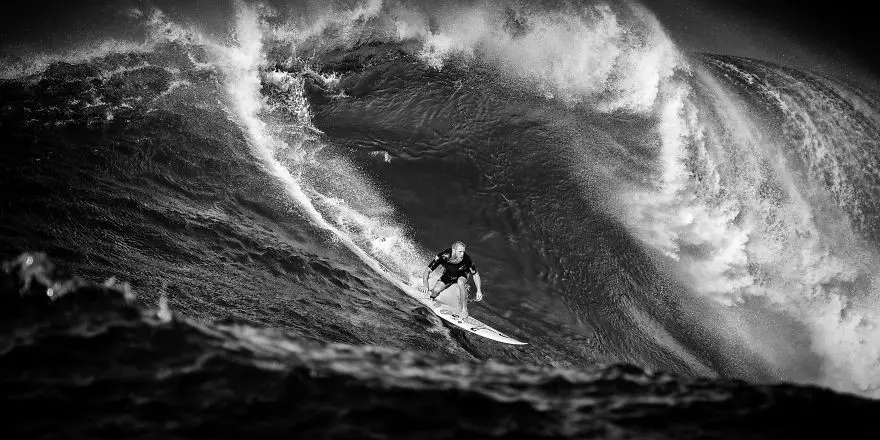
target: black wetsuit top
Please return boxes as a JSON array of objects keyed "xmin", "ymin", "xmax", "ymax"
[{"xmin": 428, "ymin": 248, "xmax": 478, "ymax": 284}]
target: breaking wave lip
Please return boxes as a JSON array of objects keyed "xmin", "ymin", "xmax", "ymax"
[
  {"xmin": 4, "ymin": 252, "xmax": 880, "ymax": 439},
  {"xmin": 265, "ymin": 0, "xmax": 685, "ymax": 111}
]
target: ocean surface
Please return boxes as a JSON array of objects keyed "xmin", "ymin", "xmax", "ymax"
[{"xmin": 2, "ymin": 1, "xmax": 880, "ymax": 437}]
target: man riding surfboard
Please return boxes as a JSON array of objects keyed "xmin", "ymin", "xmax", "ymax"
[{"xmin": 421, "ymin": 241, "xmax": 483, "ymax": 319}]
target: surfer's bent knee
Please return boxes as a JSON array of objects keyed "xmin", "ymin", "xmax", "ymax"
[{"xmin": 431, "ymin": 279, "xmax": 449, "ymax": 294}]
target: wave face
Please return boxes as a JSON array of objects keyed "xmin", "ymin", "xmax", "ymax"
[{"xmin": 2, "ymin": 0, "xmax": 880, "ymax": 433}]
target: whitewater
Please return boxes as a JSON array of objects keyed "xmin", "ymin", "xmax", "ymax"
[{"xmin": 2, "ymin": 0, "xmax": 879, "ymax": 425}]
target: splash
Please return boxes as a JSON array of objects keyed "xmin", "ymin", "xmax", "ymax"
[
  {"xmin": 623, "ymin": 77, "xmax": 757, "ymax": 300},
  {"xmin": 619, "ymin": 51, "xmax": 880, "ymax": 396},
  {"xmin": 400, "ymin": 1, "xmax": 684, "ymax": 111}
]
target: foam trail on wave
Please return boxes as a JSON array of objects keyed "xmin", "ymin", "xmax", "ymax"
[{"xmin": 217, "ymin": 2, "xmax": 429, "ymax": 292}]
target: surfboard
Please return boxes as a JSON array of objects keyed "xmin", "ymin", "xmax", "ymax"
[{"xmin": 397, "ymin": 282, "xmax": 528, "ymax": 346}]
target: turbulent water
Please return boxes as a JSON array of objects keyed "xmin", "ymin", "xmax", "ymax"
[{"xmin": 2, "ymin": 0, "xmax": 880, "ymax": 437}]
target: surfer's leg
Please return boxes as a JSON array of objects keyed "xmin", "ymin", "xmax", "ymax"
[
  {"xmin": 430, "ymin": 279, "xmax": 454, "ymax": 299},
  {"xmin": 456, "ymin": 277, "xmax": 469, "ymax": 319}
]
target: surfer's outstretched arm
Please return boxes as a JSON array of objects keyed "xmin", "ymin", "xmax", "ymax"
[{"xmin": 473, "ymin": 271, "xmax": 483, "ymax": 301}]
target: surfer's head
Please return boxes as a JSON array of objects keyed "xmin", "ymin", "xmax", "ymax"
[{"xmin": 451, "ymin": 241, "xmax": 466, "ymax": 260}]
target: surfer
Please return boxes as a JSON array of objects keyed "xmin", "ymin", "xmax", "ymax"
[{"xmin": 422, "ymin": 241, "xmax": 483, "ymax": 319}]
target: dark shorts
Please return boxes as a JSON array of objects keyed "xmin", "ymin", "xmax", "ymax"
[
  {"xmin": 439, "ymin": 275, "xmax": 466, "ymax": 285},
  {"xmin": 438, "ymin": 276, "xmax": 469, "ymax": 293}
]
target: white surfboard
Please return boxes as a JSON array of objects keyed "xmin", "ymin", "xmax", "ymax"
[
  {"xmin": 383, "ymin": 269, "xmax": 528, "ymax": 346},
  {"xmin": 411, "ymin": 285, "xmax": 528, "ymax": 345}
]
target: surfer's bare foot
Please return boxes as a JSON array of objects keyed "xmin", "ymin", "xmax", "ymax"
[{"xmin": 460, "ymin": 310, "xmax": 468, "ymax": 320}]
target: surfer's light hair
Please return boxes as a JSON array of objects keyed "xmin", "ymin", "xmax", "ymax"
[{"xmin": 452, "ymin": 241, "xmax": 466, "ymax": 250}]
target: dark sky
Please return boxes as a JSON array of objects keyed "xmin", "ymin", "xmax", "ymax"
[
  {"xmin": 0, "ymin": 0, "xmax": 234, "ymax": 53},
  {"xmin": 1, "ymin": 0, "xmax": 877, "ymax": 89},
  {"xmin": 639, "ymin": 0, "xmax": 879, "ymax": 89}
]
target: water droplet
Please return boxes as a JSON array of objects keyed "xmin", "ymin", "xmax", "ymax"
[{"xmin": 47, "ymin": 288, "xmax": 54, "ymax": 297}]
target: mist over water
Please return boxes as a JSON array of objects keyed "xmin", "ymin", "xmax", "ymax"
[{"xmin": 2, "ymin": 0, "xmax": 879, "ymax": 411}]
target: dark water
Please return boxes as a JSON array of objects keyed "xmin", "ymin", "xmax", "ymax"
[
  {"xmin": 2, "ymin": 1, "xmax": 880, "ymax": 437},
  {"xmin": 4, "ymin": 253, "xmax": 880, "ymax": 439}
]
